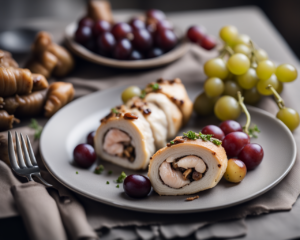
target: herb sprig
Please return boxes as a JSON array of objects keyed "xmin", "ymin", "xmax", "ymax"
[
  {"xmin": 116, "ymin": 171, "xmax": 127, "ymax": 183},
  {"xmin": 247, "ymin": 125, "xmax": 260, "ymax": 138},
  {"xmin": 150, "ymin": 83, "xmax": 160, "ymax": 91},
  {"xmin": 29, "ymin": 119, "xmax": 43, "ymax": 140},
  {"xmin": 111, "ymin": 108, "xmax": 119, "ymax": 114},
  {"xmin": 94, "ymin": 165, "xmax": 104, "ymax": 174},
  {"xmin": 183, "ymin": 130, "xmax": 222, "ymax": 146}
]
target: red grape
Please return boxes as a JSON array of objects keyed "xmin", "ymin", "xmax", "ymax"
[
  {"xmin": 187, "ymin": 26, "xmax": 206, "ymax": 43},
  {"xmin": 73, "ymin": 143, "xmax": 96, "ymax": 168},
  {"xmin": 123, "ymin": 174, "xmax": 152, "ymax": 198},
  {"xmin": 87, "ymin": 131, "xmax": 96, "ymax": 146},
  {"xmin": 93, "ymin": 20, "xmax": 111, "ymax": 37},
  {"xmin": 200, "ymin": 35, "xmax": 217, "ymax": 50},
  {"xmin": 146, "ymin": 9, "xmax": 166, "ymax": 21},
  {"xmin": 155, "ymin": 29, "xmax": 177, "ymax": 51},
  {"xmin": 202, "ymin": 125, "xmax": 225, "ymax": 140},
  {"xmin": 78, "ymin": 17, "xmax": 94, "ymax": 28},
  {"xmin": 111, "ymin": 22, "xmax": 132, "ymax": 40},
  {"xmin": 147, "ymin": 47, "xmax": 164, "ymax": 58},
  {"xmin": 219, "ymin": 120, "xmax": 243, "ymax": 135},
  {"xmin": 113, "ymin": 39, "xmax": 132, "ymax": 60},
  {"xmin": 238, "ymin": 143, "xmax": 264, "ymax": 170},
  {"xmin": 75, "ymin": 26, "xmax": 92, "ymax": 44},
  {"xmin": 156, "ymin": 19, "xmax": 173, "ymax": 31},
  {"xmin": 96, "ymin": 32, "xmax": 116, "ymax": 55},
  {"xmin": 222, "ymin": 132, "xmax": 250, "ymax": 157},
  {"xmin": 132, "ymin": 29, "xmax": 153, "ymax": 51},
  {"xmin": 129, "ymin": 50, "xmax": 143, "ymax": 60},
  {"xmin": 130, "ymin": 18, "xmax": 145, "ymax": 30}
]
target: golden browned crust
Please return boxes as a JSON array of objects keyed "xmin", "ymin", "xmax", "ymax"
[
  {"xmin": 32, "ymin": 74, "xmax": 49, "ymax": 91},
  {"xmin": 0, "ymin": 110, "xmax": 19, "ymax": 131},
  {"xmin": 87, "ymin": 0, "xmax": 114, "ymax": 23},
  {"xmin": 0, "ymin": 50, "xmax": 18, "ymax": 68}
]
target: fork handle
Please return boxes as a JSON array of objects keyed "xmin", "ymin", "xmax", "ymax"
[{"xmin": 32, "ymin": 173, "xmax": 53, "ymax": 187}]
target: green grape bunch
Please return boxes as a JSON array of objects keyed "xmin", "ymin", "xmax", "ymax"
[{"xmin": 194, "ymin": 25, "xmax": 299, "ymax": 131}]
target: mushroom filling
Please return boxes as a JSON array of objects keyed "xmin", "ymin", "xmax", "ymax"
[
  {"xmin": 103, "ymin": 128, "xmax": 135, "ymax": 162},
  {"xmin": 159, "ymin": 155, "xmax": 207, "ymax": 189}
]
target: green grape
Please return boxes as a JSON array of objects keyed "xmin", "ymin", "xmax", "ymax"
[
  {"xmin": 237, "ymin": 68, "xmax": 258, "ymax": 90},
  {"xmin": 234, "ymin": 44, "xmax": 251, "ymax": 57},
  {"xmin": 227, "ymin": 53, "xmax": 250, "ymax": 75},
  {"xmin": 194, "ymin": 92, "xmax": 218, "ymax": 116},
  {"xmin": 244, "ymin": 87, "xmax": 261, "ymax": 105},
  {"xmin": 223, "ymin": 80, "xmax": 242, "ymax": 98},
  {"xmin": 233, "ymin": 34, "xmax": 251, "ymax": 46},
  {"xmin": 219, "ymin": 25, "xmax": 238, "ymax": 46},
  {"xmin": 256, "ymin": 60, "xmax": 276, "ymax": 81},
  {"xmin": 204, "ymin": 58, "xmax": 229, "ymax": 80},
  {"xmin": 214, "ymin": 96, "xmax": 241, "ymax": 121},
  {"xmin": 254, "ymin": 49, "xmax": 268, "ymax": 62},
  {"xmin": 277, "ymin": 81, "xmax": 284, "ymax": 94},
  {"xmin": 121, "ymin": 86, "xmax": 141, "ymax": 103},
  {"xmin": 256, "ymin": 74, "xmax": 279, "ymax": 96},
  {"xmin": 204, "ymin": 77, "xmax": 225, "ymax": 97},
  {"xmin": 276, "ymin": 64, "xmax": 298, "ymax": 83},
  {"xmin": 276, "ymin": 107, "xmax": 300, "ymax": 131}
]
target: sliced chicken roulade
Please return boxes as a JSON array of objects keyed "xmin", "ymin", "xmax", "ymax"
[
  {"xmin": 94, "ymin": 106, "xmax": 155, "ymax": 170},
  {"xmin": 148, "ymin": 135, "xmax": 227, "ymax": 195},
  {"xmin": 126, "ymin": 97, "xmax": 168, "ymax": 149}
]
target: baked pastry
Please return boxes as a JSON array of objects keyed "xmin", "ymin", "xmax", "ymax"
[
  {"xmin": 94, "ymin": 106, "xmax": 155, "ymax": 170},
  {"xmin": 0, "ymin": 50, "xmax": 18, "ymax": 68},
  {"xmin": 87, "ymin": 0, "xmax": 114, "ymax": 23},
  {"xmin": 0, "ymin": 110, "xmax": 19, "ymax": 131},
  {"xmin": 148, "ymin": 136, "xmax": 227, "ymax": 195}
]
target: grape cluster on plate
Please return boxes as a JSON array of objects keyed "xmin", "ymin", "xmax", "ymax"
[
  {"xmin": 202, "ymin": 120, "xmax": 264, "ymax": 183},
  {"xmin": 186, "ymin": 25, "xmax": 216, "ymax": 50},
  {"xmin": 74, "ymin": 9, "xmax": 178, "ymax": 60},
  {"xmin": 194, "ymin": 25, "xmax": 299, "ymax": 131}
]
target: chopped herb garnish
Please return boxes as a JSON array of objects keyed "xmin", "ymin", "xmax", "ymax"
[
  {"xmin": 29, "ymin": 119, "xmax": 43, "ymax": 140},
  {"xmin": 170, "ymin": 140, "xmax": 174, "ymax": 144},
  {"xmin": 116, "ymin": 171, "xmax": 127, "ymax": 183},
  {"xmin": 183, "ymin": 131, "xmax": 199, "ymax": 140},
  {"xmin": 183, "ymin": 130, "xmax": 222, "ymax": 146},
  {"xmin": 76, "ymin": 171, "xmax": 78, "ymax": 174},
  {"xmin": 212, "ymin": 139, "xmax": 222, "ymax": 146},
  {"xmin": 140, "ymin": 89, "xmax": 147, "ymax": 99},
  {"xmin": 111, "ymin": 108, "xmax": 119, "ymax": 114},
  {"xmin": 247, "ymin": 124, "xmax": 260, "ymax": 138},
  {"xmin": 106, "ymin": 181, "xmax": 109, "ymax": 184},
  {"xmin": 94, "ymin": 165, "xmax": 104, "ymax": 174},
  {"xmin": 116, "ymin": 185, "xmax": 119, "ymax": 188},
  {"xmin": 108, "ymin": 170, "xmax": 112, "ymax": 175},
  {"xmin": 151, "ymin": 83, "xmax": 160, "ymax": 90}
]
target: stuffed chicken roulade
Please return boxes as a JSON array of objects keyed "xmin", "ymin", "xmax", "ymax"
[
  {"xmin": 148, "ymin": 134, "xmax": 227, "ymax": 195},
  {"xmin": 94, "ymin": 106, "xmax": 155, "ymax": 170}
]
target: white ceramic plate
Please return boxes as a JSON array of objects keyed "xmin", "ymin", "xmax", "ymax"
[
  {"xmin": 65, "ymin": 22, "xmax": 190, "ymax": 69},
  {"xmin": 40, "ymin": 82, "xmax": 297, "ymax": 213}
]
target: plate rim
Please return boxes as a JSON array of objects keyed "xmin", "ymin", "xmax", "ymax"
[
  {"xmin": 64, "ymin": 21, "xmax": 190, "ymax": 69},
  {"xmin": 40, "ymin": 86, "xmax": 297, "ymax": 214}
]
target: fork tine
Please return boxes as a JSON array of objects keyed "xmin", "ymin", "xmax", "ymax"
[
  {"xmin": 26, "ymin": 135, "xmax": 37, "ymax": 166},
  {"xmin": 32, "ymin": 173, "xmax": 52, "ymax": 187},
  {"xmin": 20, "ymin": 133, "xmax": 33, "ymax": 167},
  {"xmin": 8, "ymin": 131, "xmax": 19, "ymax": 170},
  {"xmin": 15, "ymin": 132, "xmax": 27, "ymax": 169}
]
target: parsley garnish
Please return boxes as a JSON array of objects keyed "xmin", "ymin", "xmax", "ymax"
[
  {"xmin": 140, "ymin": 89, "xmax": 146, "ymax": 99},
  {"xmin": 150, "ymin": 83, "xmax": 160, "ymax": 90},
  {"xmin": 108, "ymin": 170, "xmax": 112, "ymax": 175},
  {"xmin": 170, "ymin": 140, "xmax": 174, "ymax": 144},
  {"xmin": 76, "ymin": 171, "xmax": 78, "ymax": 174},
  {"xmin": 111, "ymin": 108, "xmax": 119, "ymax": 114},
  {"xmin": 106, "ymin": 181, "xmax": 109, "ymax": 184},
  {"xmin": 183, "ymin": 130, "xmax": 222, "ymax": 146},
  {"xmin": 29, "ymin": 119, "xmax": 43, "ymax": 140},
  {"xmin": 116, "ymin": 185, "xmax": 119, "ymax": 188},
  {"xmin": 183, "ymin": 131, "xmax": 199, "ymax": 140},
  {"xmin": 94, "ymin": 165, "xmax": 104, "ymax": 174},
  {"xmin": 116, "ymin": 171, "xmax": 127, "ymax": 183},
  {"xmin": 247, "ymin": 125, "xmax": 260, "ymax": 138}
]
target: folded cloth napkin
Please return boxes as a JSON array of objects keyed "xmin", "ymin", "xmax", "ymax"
[{"xmin": 1, "ymin": 45, "xmax": 300, "ymax": 240}]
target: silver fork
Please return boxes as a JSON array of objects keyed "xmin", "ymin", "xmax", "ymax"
[{"xmin": 8, "ymin": 131, "xmax": 52, "ymax": 187}]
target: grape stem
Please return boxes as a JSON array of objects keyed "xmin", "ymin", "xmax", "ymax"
[
  {"xmin": 266, "ymin": 84, "xmax": 285, "ymax": 109},
  {"xmin": 237, "ymin": 91, "xmax": 250, "ymax": 135},
  {"xmin": 219, "ymin": 45, "xmax": 234, "ymax": 58},
  {"xmin": 249, "ymin": 40, "xmax": 258, "ymax": 68}
]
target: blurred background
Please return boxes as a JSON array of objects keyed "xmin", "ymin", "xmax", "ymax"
[{"xmin": 0, "ymin": 0, "xmax": 299, "ymax": 59}]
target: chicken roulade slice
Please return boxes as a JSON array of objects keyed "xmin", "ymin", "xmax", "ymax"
[
  {"xmin": 94, "ymin": 106, "xmax": 155, "ymax": 170},
  {"xmin": 144, "ymin": 93, "xmax": 182, "ymax": 139},
  {"xmin": 156, "ymin": 78, "xmax": 193, "ymax": 125},
  {"xmin": 148, "ymin": 136, "xmax": 227, "ymax": 195},
  {"xmin": 126, "ymin": 97, "xmax": 168, "ymax": 149}
]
